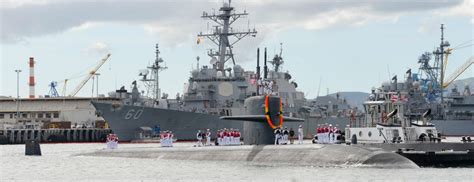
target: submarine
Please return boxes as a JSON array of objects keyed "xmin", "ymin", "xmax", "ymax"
[{"xmin": 83, "ymin": 95, "xmax": 419, "ymax": 169}]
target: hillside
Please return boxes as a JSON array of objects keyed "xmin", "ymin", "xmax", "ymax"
[
  {"xmin": 309, "ymin": 92, "xmax": 369, "ymax": 109},
  {"xmin": 446, "ymin": 77, "xmax": 474, "ymax": 93}
]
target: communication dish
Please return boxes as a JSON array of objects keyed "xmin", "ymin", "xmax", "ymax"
[
  {"xmin": 210, "ymin": 57, "xmax": 218, "ymax": 65},
  {"xmin": 139, "ymin": 69, "xmax": 149, "ymax": 76}
]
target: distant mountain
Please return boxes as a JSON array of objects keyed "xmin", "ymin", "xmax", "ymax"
[
  {"xmin": 306, "ymin": 77, "xmax": 472, "ymax": 110},
  {"xmin": 445, "ymin": 77, "xmax": 474, "ymax": 93},
  {"xmin": 310, "ymin": 92, "xmax": 369, "ymax": 109}
]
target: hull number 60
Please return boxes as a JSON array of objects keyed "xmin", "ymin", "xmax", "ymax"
[{"xmin": 125, "ymin": 109, "xmax": 143, "ymax": 120}]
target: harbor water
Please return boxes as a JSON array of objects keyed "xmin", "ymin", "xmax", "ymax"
[{"xmin": 1, "ymin": 142, "xmax": 473, "ymax": 181}]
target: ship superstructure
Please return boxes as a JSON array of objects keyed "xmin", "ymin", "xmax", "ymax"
[
  {"xmin": 94, "ymin": 1, "xmax": 307, "ymax": 141},
  {"xmin": 364, "ymin": 24, "xmax": 474, "ymax": 136}
]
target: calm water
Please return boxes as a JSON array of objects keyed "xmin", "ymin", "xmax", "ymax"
[{"xmin": 1, "ymin": 143, "xmax": 473, "ymax": 181}]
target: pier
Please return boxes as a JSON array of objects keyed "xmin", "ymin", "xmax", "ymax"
[{"xmin": 0, "ymin": 128, "xmax": 111, "ymax": 144}]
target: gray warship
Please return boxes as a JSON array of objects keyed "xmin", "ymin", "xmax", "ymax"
[
  {"xmin": 93, "ymin": 1, "xmax": 338, "ymax": 141},
  {"xmin": 363, "ymin": 24, "xmax": 473, "ymax": 136}
]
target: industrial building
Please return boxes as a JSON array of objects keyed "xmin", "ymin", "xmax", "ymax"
[{"xmin": 0, "ymin": 97, "xmax": 120, "ymax": 129}]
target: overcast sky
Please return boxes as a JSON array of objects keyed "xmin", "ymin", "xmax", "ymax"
[{"xmin": 1, "ymin": 0, "xmax": 473, "ymax": 98}]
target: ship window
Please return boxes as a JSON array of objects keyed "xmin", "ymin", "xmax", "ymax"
[
  {"xmin": 30, "ymin": 113, "xmax": 36, "ymax": 118},
  {"xmin": 368, "ymin": 131, "xmax": 372, "ymax": 137},
  {"xmin": 22, "ymin": 113, "xmax": 27, "ymax": 118},
  {"xmin": 37, "ymin": 113, "xmax": 43, "ymax": 118},
  {"xmin": 359, "ymin": 131, "xmax": 362, "ymax": 137},
  {"xmin": 53, "ymin": 112, "xmax": 59, "ymax": 118},
  {"xmin": 392, "ymin": 129, "xmax": 400, "ymax": 137},
  {"xmin": 0, "ymin": 114, "xmax": 4, "ymax": 119},
  {"xmin": 45, "ymin": 113, "xmax": 51, "ymax": 118},
  {"xmin": 10, "ymin": 114, "xmax": 13, "ymax": 119}
]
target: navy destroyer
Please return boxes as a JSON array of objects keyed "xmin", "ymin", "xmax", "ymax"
[{"xmin": 93, "ymin": 1, "xmax": 323, "ymax": 141}]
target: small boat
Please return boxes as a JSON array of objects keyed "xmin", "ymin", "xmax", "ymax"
[{"xmin": 346, "ymin": 91, "xmax": 440, "ymax": 144}]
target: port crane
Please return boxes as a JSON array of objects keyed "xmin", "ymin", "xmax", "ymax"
[
  {"xmin": 47, "ymin": 81, "xmax": 60, "ymax": 97},
  {"xmin": 68, "ymin": 53, "xmax": 111, "ymax": 97},
  {"xmin": 442, "ymin": 55, "xmax": 474, "ymax": 88}
]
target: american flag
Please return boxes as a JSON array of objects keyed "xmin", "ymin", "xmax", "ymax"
[{"xmin": 390, "ymin": 95, "xmax": 398, "ymax": 102}]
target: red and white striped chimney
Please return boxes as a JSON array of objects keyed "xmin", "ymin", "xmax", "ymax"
[{"xmin": 28, "ymin": 57, "xmax": 35, "ymax": 99}]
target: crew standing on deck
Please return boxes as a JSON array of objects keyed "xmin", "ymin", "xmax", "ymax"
[
  {"xmin": 258, "ymin": 78, "xmax": 263, "ymax": 95},
  {"xmin": 216, "ymin": 129, "xmax": 222, "ymax": 146},
  {"xmin": 289, "ymin": 128, "xmax": 295, "ymax": 144},
  {"xmin": 229, "ymin": 128, "xmax": 235, "ymax": 145},
  {"xmin": 223, "ymin": 128, "xmax": 229, "ymax": 146},
  {"xmin": 235, "ymin": 129, "xmax": 241, "ymax": 145},
  {"xmin": 169, "ymin": 131, "xmax": 174, "ymax": 147},
  {"xmin": 268, "ymin": 80, "xmax": 274, "ymax": 95},
  {"xmin": 196, "ymin": 130, "xmax": 203, "ymax": 147},
  {"xmin": 206, "ymin": 129, "xmax": 211, "ymax": 146},
  {"xmin": 274, "ymin": 127, "xmax": 281, "ymax": 145},
  {"xmin": 329, "ymin": 124, "xmax": 334, "ymax": 144},
  {"xmin": 160, "ymin": 132, "xmax": 166, "ymax": 147},
  {"xmin": 282, "ymin": 127, "xmax": 289, "ymax": 144},
  {"xmin": 316, "ymin": 125, "xmax": 321, "ymax": 144},
  {"xmin": 324, "ymin": 125, "xmax": 328, "ymax": 144},
  {"xmin": 106, "ymin": 133, "xmax": 119, "ymax": 149},
  {"xmin": 298, "ymin": 125, "xmax": 303, "ymax": 144}
]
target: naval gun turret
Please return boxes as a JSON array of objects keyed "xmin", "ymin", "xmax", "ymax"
[{"xmin": 221, "ymin": 95, "xmax": 304, "ymax": 145}]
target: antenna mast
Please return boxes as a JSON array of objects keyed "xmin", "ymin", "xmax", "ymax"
[
  {"xmin": 435, "ymin": 24, "xmax": 450, "ymax": 103},
  {"xmin": 270, "ymin": 43, "xmax": 284, "ymax": 72},
  {"xmin": 198, "ymin": 0, "xmax": 257, "ymax": 74},
  {"xmin": 140, "ymin": 44, "xmax": 167, "ymax": 100}
]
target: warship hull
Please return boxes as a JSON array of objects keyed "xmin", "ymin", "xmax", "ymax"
[
  {"xmin": 431, "ymin": 119, "xmax": 474, "ymax": 136},
  {"xmin": 93, "ymin": 102, "xmax": 242, "ymax": 141},
  {"xmin": 93, "ymin": 102, "xmax": 352, "ymax": 141},
  {"xmin": 93, "ymin": 102, "xmax": 474, "ymax": 141}
]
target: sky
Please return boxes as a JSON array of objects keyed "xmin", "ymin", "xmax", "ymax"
[{"xmin": 1, "ymin": 0, "xmax": 473, "ymax": 99}]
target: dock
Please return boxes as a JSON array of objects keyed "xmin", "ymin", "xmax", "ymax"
[{"xmin": 0, "ymin": 128, "xmax": 111, "ymax": 144}]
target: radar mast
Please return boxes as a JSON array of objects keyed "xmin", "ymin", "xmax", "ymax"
[
  {"xmin": 270, "ymin": 43, "xmax": 284, "ymax": 72},
  {"xmin": 198, "ymin": 0, "xmax": 257, "ymax": 74},
  {"xmin": 139, "ymin": 43, "xmax": 167, "ymax": 100}
]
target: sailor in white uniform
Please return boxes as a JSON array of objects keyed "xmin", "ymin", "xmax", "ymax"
[
  {"xmin": 217, "ymin": 129, "xmax": 222, "ymax": 146},
  {"xmin": 169, "ymin": 131, "xmax": 174, "ymax": 147},
  {"xmin": 206, "ymin": 129, "xmax": 211, "ymax": 146},
  {"xmin": 268, "ymin": 80, "xmax": 274, "ymax": 95},
  {"xmin": 329, "ymin": 124, "xmax": 334, "ymax": 144},
  {"xmin": 196, "ymin": 130, "xmax": 203, "ymax": 147},
  {"xmin": 257, "ymin": 78, "xmax": 263, "ymax": 95},
  {"xmin": 274, "ymin": 127, "xmax": 281, "ymax": 145},
  {"xmin": 160, "ymin": 132, "xmax": 166, "ymax": 147},
  {"xmin": 298, "ymin": 125, "xmax": 303, "ymax": 144},
  {"xmin": 282, "ymin": 127, "xmax": 289, "ymax": 144}
]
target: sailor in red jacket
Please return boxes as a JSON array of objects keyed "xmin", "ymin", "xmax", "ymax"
[
  {"xmin": 235, "ymin": 129, "xmax": 241, "ymax": 145},
  {"xmin": 160, "ymin": 132, "xmax": 166, "ymax": 147},
  {"xmin": 223, "ymin": 128, "xmax": 229, "ymax": 146},
  {"xmin": 229, "ymin": 130, "xmax": 234, "ymax": 145}
]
